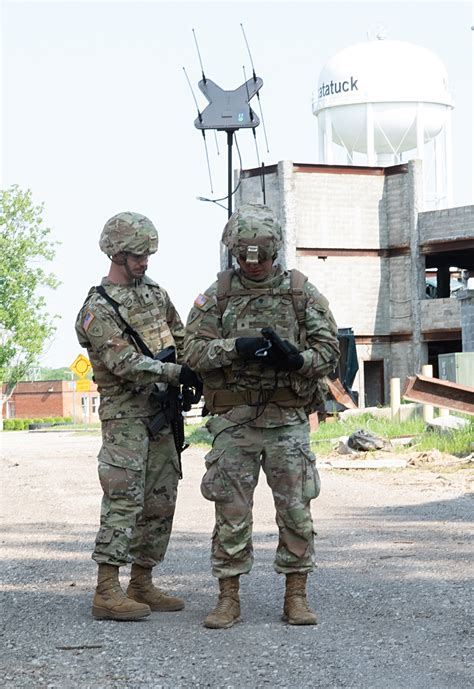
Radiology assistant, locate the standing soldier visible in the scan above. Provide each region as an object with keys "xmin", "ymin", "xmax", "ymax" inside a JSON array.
[
  {"xmin": 183, "ymin": 204, "xmax": 339, "ymax": 629},
  {"xmin": 76, "ymin": 211, "xmax": 199, "ymax": 621}
]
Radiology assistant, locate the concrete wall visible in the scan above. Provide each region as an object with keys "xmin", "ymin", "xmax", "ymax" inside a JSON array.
[
  {"xmin": 389, "ymin": 341, "xmax": 416, "ymax": 391},
  {"xmin": 387, "ymin": 255, "xmax": 413, "ymax": 334},
  {"xmin": 297, "ymin": 255, "xmax": 389, "ymax": 335},
  {"xmin": 457, "ymin": 290, "xmax": 474, "ymax": 351},
  {"xmin": 384, "ymin": 169, "xmax": 412, "ymax": 246},
  {"xmin": 418, "ymin": 205, "xmax": 474, "ymax": 243},
  {"xmin": 420, "ymin": 298, "xmax": 462, "ymax": 332},
  {"xmin": 291, "ymin": 170, "xmax": 386, "ymax": 249}
]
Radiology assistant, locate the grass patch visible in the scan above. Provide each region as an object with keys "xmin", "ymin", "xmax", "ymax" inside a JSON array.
[
  {"xmin": 185, "ymin": 423, "xmax": 212, "ymax": 447},
  {"xmin": 185, "ymin": 413, "xmax": 473, "ymax": 458},
  {"xmin": 312, "ymin": 413, "xmax": 426, "ymax": 442},
  {"xmin": 414, "ymin": 421, "xmax": 474, "ymax": 456},
  {"xmin": 311, "ymin": 413, "xmax": 473, "ymax": 457}
]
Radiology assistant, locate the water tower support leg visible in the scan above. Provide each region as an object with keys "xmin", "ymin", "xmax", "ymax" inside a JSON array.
[
  {"xmin": 445, "ymin": 108, "xmax": 453, "ymax": 207},
  {"xmin": 324, "ymin": 109, "xmax": 333, "ymax": 164},
  {"xmin": 318, "ymin": 115, "xmax": 325, "ymax": 163},
  {"xmin": 416, "ymin": 102, "xmax": 425, "ymax": 161},
  {"xmin": 366, "ymin": 103, "xmax": 375, "ymax": 166}
]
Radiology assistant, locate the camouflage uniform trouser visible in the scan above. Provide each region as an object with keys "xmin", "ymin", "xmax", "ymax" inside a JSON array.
[
  {"xmin": 201, "ymin": 417, "xmax": 320, "ymax": 578},
  {"xmin": 93, "ymin": 417, "xmax": 180, "ymax": 568}
]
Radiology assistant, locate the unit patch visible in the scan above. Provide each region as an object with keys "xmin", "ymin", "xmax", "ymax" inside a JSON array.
[{"xmin": 83, "ymin": 310, "xmax": 95, "ymax": 331}]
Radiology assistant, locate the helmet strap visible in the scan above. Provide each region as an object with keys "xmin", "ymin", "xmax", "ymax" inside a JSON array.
[
  {"xmin": 122, "ymin": 253, "xmax": 137, "ymax": 281},
  {"xmin": 111, "ymin": 252, "xmax": 126, "ymax": 266}
]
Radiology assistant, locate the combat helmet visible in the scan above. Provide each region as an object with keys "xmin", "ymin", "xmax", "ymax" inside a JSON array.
[
  {"xmin": 99, "ymin": 212, "xmax": 158, "ymax": 257},
  {"xmin": 222, "ymin": 204, "xmax": 282, "ymax": 263}
]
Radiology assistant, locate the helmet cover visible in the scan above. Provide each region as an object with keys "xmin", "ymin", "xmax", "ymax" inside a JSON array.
[
  {"xmin": 222, "ymin": 204, "xmax": 282, "ymax": 261},
  {"xmin": 99, "ymin": 211, "xmax": 159, "ymax": 256}
]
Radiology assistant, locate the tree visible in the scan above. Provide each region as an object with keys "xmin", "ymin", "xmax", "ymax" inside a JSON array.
[
  {"xmin": 24, "ymin": 366, "xmax": 73, "ymax": 381},
  {"xmin": 22, "ymin": 366, "xmax": 93, "ymax": 382},
  {"xmin": 0, "ymin": 185, "xmax": 59, "ymax": 427}
]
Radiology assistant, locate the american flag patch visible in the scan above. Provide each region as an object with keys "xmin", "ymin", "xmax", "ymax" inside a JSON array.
[
  {"xmin": 194, "ymin": 293, "xmax": 209, "ymax": 308},
  {"xmin": 83, "ymin": 310, "xmax": 95, "ymax": 331}
]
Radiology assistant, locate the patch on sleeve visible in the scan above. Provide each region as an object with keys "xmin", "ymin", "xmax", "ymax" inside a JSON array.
[
  {"xmin": 82, "ymin": 310, "xmax": 95, "ymax": 331},
  {"xmin": 194, "ymin": 293, "xmax": 209, "ymax": 309}
]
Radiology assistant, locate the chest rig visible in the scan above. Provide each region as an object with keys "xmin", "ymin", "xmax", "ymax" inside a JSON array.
[
  {"xmin": 216, "ymin": 268, "xmax": 308, "ymax": 348},
  {"xmin": 200, "ymin": 268, "xmax": 314, "ymax": 413}
]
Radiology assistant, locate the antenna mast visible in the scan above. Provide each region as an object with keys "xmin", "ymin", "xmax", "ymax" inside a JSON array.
[{"xmin": 191, "ymin": 28, "xmax": 264, "ymax": 267}]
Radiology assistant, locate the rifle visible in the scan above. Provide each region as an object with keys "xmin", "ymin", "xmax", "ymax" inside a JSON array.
[{"xmin": 147, "ymin": 346, "xmax": 202, "ymax": 479}]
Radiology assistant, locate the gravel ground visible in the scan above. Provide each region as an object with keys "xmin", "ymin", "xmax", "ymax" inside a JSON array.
[{"xmin": 1, "ymin": 430, "xmax": 473, "ymax": 689}]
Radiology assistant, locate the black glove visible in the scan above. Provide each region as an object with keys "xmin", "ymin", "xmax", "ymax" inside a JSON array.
[
  {"xmin": 235, "ymin": 337, "xmax": 267, "ymax": 359},
  {"xmin": 179, "ymin": 365, "xmax": 200, "ymax": 388},
  {"xmin": 260, "ymin": 338, "xmax": 302, "ymax": 370},
  {"xmin": 261, "ymin": 352, "xmax": 304, "ymax": 370},
  {"xmin": 281, "ymin": 353, "xmax": 304, "ymax": 371}
]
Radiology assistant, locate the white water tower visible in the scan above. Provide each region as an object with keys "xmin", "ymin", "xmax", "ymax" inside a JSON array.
[{"xmin": 313, "ymin": 39, "xmax": 454, "ymax": 208}]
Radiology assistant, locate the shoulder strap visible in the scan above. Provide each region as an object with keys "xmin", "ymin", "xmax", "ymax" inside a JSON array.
[
  {"xmin": 95, "ymin": 285, "xmax": 154, "ymax": 358},
  {"xmin": 216, "ymin": 269, "xmax": 234, "ymax": 317},
  {"xmin": 215, "ymin": 268, "xmax": 309, "ymax": 347},
  {"xmin": 290, "ymin": 269, "xmax": 308, "ymax": 348}
]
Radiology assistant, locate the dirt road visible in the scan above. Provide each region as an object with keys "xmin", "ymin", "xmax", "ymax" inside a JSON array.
[{"xmin": 1, "ymin": 431, "xmax": 473, "ymax": 688}]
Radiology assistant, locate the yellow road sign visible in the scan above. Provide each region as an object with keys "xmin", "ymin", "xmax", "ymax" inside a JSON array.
[
  {"xmin": 75, "ymin": 379, "xmax": 91, "ymax": 392},
  {"xmin": 70, "ymin": 353, "xmax": 92, "ymax": 379}
]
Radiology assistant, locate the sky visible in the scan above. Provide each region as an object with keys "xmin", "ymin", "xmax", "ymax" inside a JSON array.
[{"xmin": 1, "ymin": 0, "xmax": 473, "ymax": 367}]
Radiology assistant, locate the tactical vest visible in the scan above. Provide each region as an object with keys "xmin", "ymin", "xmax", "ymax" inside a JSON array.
[
  {"xmin": 202, "ymin": 268, "xmax": 328, "ymax": 414},
  {"xmin": 103, "ymin": 282, "xmax": 176, "ymax": 354},
  {"xmin": 216, "ymin": 268, "xmax": 308, "ymax": 346},
  {"xmin": 83, "ymin": 280, "xmax": 176, "ymax": 394}
]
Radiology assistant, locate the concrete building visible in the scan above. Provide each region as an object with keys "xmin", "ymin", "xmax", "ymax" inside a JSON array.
[
  {"xmin": 235, "ymin": 159, "xmax": 474, "ymax": 407},
  {"xmin": 2, "ymin": 379, "xmax": 100, "ymax": 424}
]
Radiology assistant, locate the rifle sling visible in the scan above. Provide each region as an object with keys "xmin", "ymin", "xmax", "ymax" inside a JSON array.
[{"xmin": 96, "ymin": 285, "xmax": 155, "ymax": 358}]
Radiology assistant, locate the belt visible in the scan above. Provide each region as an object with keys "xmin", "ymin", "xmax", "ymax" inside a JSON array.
[{"xmin": 208, "ymin": 387, "xmax": 300, "ymax": 408}]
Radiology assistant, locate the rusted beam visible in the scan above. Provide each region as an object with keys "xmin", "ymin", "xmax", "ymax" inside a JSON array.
[
  {"xmin": 327, "ymin": 378, "xmax": 358, "ymax": 409},
  {"xmin": 402, "ymin": 374, "xmax": 474, "ymax": 415}
]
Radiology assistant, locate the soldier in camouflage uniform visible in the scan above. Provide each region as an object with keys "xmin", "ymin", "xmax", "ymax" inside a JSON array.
[
  {"xmin": 75, "ymin": 211, "xmax": 199, "ymax": 621},
  {"xmin": 183, "ymin": 203, "xmax": 339, "ymax": 629}
]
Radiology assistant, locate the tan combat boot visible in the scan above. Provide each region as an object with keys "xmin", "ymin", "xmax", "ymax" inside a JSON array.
[
  {"xmin": 126, "ymin": 563, "xmax": 185, "ymax": 611},
  {"xmin": 282, "ymin": 572, "xmax": 317, "ymax": 625},
  {"xmin": 92, "ymin": 564, "xmax": 151, "ymax": 621},
  {"xmin": 203, "ymin": 576, "xmax": 240, "ymax": 629}
]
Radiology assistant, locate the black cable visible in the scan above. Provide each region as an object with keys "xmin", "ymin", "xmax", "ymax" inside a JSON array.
[
  {"xmin": 197, "ymin": 133, "xmax": 243, "ymax": 207},
  {"xmin": 210, "ymin": 370, "xmax": 279, "ymax": 447}
]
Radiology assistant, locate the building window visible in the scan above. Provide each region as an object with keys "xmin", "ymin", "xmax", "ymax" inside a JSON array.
[
  {"xmin": 92, "ymin": 396, "xmax": 99, "ymax": 414},
  {"xmin": 6, "ymin": 401, "xmax": 15, "ymax": 418}
]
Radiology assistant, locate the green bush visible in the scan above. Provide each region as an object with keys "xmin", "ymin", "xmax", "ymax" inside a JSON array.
[{"xmin": 3, "ymin": 416, "xmax": 76, "ymax": 430}]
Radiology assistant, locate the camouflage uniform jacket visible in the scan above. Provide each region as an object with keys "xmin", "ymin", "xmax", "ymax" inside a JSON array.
[
  {"xmin": 183, "ymin": 265, "xmax": 339, "ymax": 427},
  {"xmin": 75, "ymin": 275, "xmax": 184, "ymax": 420}
]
